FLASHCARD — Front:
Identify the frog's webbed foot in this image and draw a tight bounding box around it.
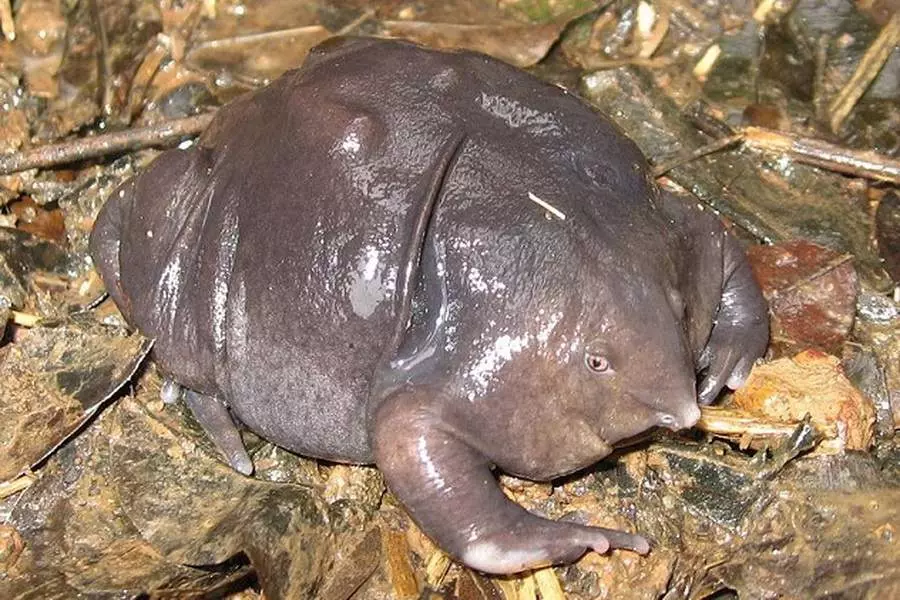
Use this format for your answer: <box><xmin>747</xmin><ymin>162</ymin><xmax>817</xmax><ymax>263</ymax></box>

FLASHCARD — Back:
<box><xmin>373</xmin><ymin>391</ymin><xmax>649</xmax><ymax>574</ymax></box>
<box><xmin>183</xmin><ymin>389</ymin><xmax>254</xmax><ymax>475</ymax></box>
<box><xmin>697</xmin><ymin>238</ymin><xmax>769</xmax><ymax>405</ymax></box>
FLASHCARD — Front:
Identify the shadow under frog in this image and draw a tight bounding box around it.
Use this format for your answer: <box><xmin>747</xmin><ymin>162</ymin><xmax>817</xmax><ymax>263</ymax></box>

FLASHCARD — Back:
<box><xmin>90</xmin><ymin>37</ymin><xmax>768</xmax><ymax>574</ymax></box>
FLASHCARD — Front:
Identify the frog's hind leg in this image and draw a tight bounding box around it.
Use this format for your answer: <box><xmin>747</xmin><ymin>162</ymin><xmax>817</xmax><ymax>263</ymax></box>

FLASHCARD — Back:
<box><xmin>372</xmin><ymin>390</ymin><xmax>650</xmax><ymax>574</ymax></box>
<box><xmin>183</xmin><ymin>389</ymin><xmax>254</xmax><ymax>476</ymax></box>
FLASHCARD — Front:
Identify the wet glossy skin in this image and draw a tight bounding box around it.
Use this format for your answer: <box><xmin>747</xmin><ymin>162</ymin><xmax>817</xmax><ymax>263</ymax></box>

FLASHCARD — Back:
<box><xmin>90</xmin><ymin>37</ymin><xmax>769</xmax><ymax>574</ymax></box>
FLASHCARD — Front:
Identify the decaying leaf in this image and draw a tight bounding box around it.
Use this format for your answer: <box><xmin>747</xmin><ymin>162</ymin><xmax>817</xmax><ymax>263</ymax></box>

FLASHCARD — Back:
<box><xmin>185</xmin><ymin>26</ymin><xmax>332</xmax><ymax>85</ymax></box>
<box><xmin>382</xmin><ymin>12</ymin><xmax>586</xmax><ymax>68</ymax></box>
<box><xmin>748</xmin><ymin>240</ymin><xmax>859</xmax><ymax>355</ymax></box>
<box><xmin>733</xmin><ymin>350</ymin><xmax>876</xmax><ymax>451</ymax></box>
<box><xmin>0</xmin><ymin>324</ymin><xmax>151</xmax><ymax>481</ymax></box>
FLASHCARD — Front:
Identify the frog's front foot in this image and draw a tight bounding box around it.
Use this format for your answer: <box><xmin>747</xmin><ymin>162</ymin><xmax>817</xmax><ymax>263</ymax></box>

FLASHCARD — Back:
<box><xmin>697</xmin><ymin>239</ymin><xmax>769</xmax><ymax>405</ymax></box>
<box><xmin>372</xmin><ymin>390</ymin><xmax>649</xmax><ymax>574</ymax></box>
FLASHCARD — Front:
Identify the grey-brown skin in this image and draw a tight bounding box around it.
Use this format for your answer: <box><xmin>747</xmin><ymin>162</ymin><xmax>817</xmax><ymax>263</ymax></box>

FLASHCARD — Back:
<box><xmin>90</xmin><ymin>37</ymin><xmax>768</xmax><ymax>574</ymax></box>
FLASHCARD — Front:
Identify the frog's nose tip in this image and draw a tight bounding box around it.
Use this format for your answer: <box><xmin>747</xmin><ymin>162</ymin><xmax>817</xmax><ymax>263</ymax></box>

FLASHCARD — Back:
<box><xmin>657</xmin><ymin>402</ymin><xmax>701</xmax><ymax>431</ymax></box>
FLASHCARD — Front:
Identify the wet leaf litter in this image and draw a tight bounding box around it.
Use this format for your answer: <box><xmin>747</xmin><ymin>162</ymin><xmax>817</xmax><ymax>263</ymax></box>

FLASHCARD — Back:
<box><xmin>0</xmin><ymin>1</ymin><xmax>898</xmax><ymax>599</ymax></box>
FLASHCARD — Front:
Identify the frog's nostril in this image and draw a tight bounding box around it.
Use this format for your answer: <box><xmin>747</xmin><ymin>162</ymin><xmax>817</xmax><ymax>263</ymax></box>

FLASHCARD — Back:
<box><xmin>657</xmin><ymin>403</ymin><xmax>701</xmax><ymax>431</ymax></box>
<box><xmin>657</xmin><ymin>413</ymin><xmax>679</xmax><ymax>430</ymax></box>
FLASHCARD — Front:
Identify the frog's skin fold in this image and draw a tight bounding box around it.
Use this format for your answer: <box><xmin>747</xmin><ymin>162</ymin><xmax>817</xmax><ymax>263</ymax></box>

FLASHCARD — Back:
<box><xmin>91</xmin><ymin>37</ymin><xmax>769</xmax><ymax>574</ymax></box>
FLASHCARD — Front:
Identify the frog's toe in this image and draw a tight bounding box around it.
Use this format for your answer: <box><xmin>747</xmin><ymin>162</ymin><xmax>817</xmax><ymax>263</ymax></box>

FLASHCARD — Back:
<box><xmin>598</xmin><ymin>528</ymin><xmax>650</xmax><ymax>554</ymax></box>
<box><xmin>725</xmin><ymin>355</ymin><xmax>756</xmax><ymax>390</ymax></box>
<box><xmin>184</xmin><ymin>389</ymin><xmax>254</xmax><ymax>475</ymax></box>
<box><xmin>697</xmin><ymin>341</ymin><xmax>739</xmax><ymax>405</ymax></box>
<box><xmin>160</xmin><ymin>378</ymin><xmax>183</xmax><ymax>405</ymax></box>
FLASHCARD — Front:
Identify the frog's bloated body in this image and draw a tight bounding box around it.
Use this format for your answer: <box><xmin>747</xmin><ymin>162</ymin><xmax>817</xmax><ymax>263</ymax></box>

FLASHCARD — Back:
<box><xmin>90</xmin><ymin>37</ymin><xmax>768</xmax><ymax>573</ymax></box>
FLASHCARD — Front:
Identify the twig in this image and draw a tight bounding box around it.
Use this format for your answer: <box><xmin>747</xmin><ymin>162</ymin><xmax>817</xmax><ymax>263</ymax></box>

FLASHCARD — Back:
<box><xmin>753</xmin><ymin>0</ymin><xmax>777</xmax><ymax>22</ymax></box>
<box><xmin>532</xmin><ymin>567</ymin><xmax>566</xmax><ymax>600</ymax></box>
<box><xmin>652</xmin><ymin>133</ymin><xmax>743</xmax><ymax>176</ymax></box>
<box><xmin>527</xmin><ymin>191</ymin><xmax>567</xmax><ymax>220</ymax></box>
<box><xmin>693</xmin><ymin>44</ymin><xmax>721</xmax><ymax>81</ymax></box>
<box><xmin>0</xmin><ymin>473</ymin><xmax>35</xmax><ymax>499</ymax></box>
<box><xmin>189</xmin><ymin>25</ymin><xmax>327</xmax><ymax>51</ymax></box>
<box><xmin>424</xmin><ymin>550</ymin><xmax>452</xmax><ymax>588</ymax></box>
<box><xmin>0</xmin><ymin>0</ymin><xmax>13</xmax><ymax>40</ymax></box>
<box><xmin>829</xmin><ymin>12</ymin><xmax>900</xmax><ymax>133</ymax></box>
<box><xmin>10</xmin><ymin>310</ymin><xmax>42</xmax><ymax>327</ymax></box>
<box><xmin>89</xmin><ymin>0</ymin><xmax>114</xmax><ymax>117</ymax></box>
<box><xmin>335</xmin><ymin>8</ymin><xmax>375</xmax><ymax>36</ymax></box>
<box><xmin>743</xmin><ymin>126</ymin><xmax>900</xmax><ymax>184</ymax></box>
<box><xmin>0</xmin><ymin>112</ymin><xmax>214</xmax><ymax>175</ymax></box>
<box><xmin>636</xmin><ymin>1</ymin><xmax>669</xmax><ymax>58</ymax></box>
<box><xmin>655</xmin><ymin>126</ymin><xmax>900</xmax><ymax>184</ymax></box>
<box><xmin>697</xmin><ymin>406</ymin><xmax>835</xmax><ymax>438</ymax></box>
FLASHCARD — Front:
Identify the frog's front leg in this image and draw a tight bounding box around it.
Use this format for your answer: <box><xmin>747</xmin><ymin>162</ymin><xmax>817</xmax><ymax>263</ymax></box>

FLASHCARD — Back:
<box><xmin>372</xmin><ymin>390</ymin><xmax>649</xmax><ymax>574</ymax></box>
<box><xmin>697</xmin><ymin>236</ymin><xmax>769</xmax><ymax>405</ymax></box>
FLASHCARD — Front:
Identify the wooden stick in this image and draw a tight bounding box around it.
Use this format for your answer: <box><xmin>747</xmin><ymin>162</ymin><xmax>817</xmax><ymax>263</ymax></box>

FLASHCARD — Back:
<box><xmin>829</xmin><ymin>12</ymin><xmax>900</xmax><ymax>133</ymax></box>
<box><xmin>654</xmin><ymin>126</ymin><xmax>900</xmax><ymax>184</ymax></box>
<box><xmin>652</xmin><ymin>133</ymin><xmax>743</xmax><ymax>176</ymax></box>
<box><xmin>0</xmin><ymin>473</ymin><xmax>35</xmax><ymax>499</ymax></box>
<box><xmin>742</xmin><ymin>126</ymin><xmax>900</xmax><ymax>184</ymax></box>
<box><xmin>0</xmin><ymin>112</ymin><xmax>214</xmax><ymax>175</ymax></box>
<box><xmin>0</xmin><ymin>0</ymin><xmax>13</xmax><ymax>40</ymax></box>
<box><xmin>10</xmin><ymin>310</ymin><xmax>42</xmax><ymax>327</ymax></box>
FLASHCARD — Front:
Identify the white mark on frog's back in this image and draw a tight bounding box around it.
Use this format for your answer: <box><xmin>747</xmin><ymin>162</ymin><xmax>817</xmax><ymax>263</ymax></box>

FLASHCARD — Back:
<box><xmin>479</xmin><ymin>92</ymin><xmax>560</xmax><ymax>134</ymax></box>
<box><xmin>465</xmin><ymin>263</ymin><xmax>506</xmax><ymax>297</ymax></box>
<box><xmin>156</xmin><ymin>254</ymin><xmax>183</xmax><ymax>317</ymax></box>
<box><xmin>466</xmin><ymin>333</ymin><xmax>530</xmax><ymax>401</ymax></box>
<box><xmin>430</xmin><ymin>67</ymin><xmax>458</xmax><ymax>91</ymax></box>
<box><xmin>348</xmin><ymin>244</ymin><xmax>394</xmax><ymax>318</ymax></box>
<box><xmin>212</xmin><ymin>209</ymin><xmax>239</xmax><ymax>354</ymax></box>
<box><xmin>340</xmin><ymin>131</ymin><xmax>361</xmax><ymax>154</ymax></box>
<box><xmin>361</xmin><ymin>245</ymin><xmax>380</xmax><ymax>280</ymax></box>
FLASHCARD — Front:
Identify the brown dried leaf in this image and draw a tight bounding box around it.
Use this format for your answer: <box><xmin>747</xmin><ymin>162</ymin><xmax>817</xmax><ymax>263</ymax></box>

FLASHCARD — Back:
<box><xmin>748</xmin><ymin>240</ymin><xmax>859</xmax><ymax>354</ymax></box>
<box><xmin>733</xmin><ymin>350</ymin><xmax>876</xmax><ymax>451</ymax></box>
<box><xmin>107</xmin><ymin>393</ymin><xmax>338</xmax><ymax>598</ymax></box>
<box><xmin>317</xmin><ymin>527</ymin><xmax>382</xmax><ymax>600</ymax></box>
<box><xmin>14</xmin><ymin>0</ymin><xmax>67</xmax><ymax>98</ymax></box>
<box><xmin>185</xmin><ymin>26</ymin><xmax>331</xmax><ymax>85</ymax></box>
<box><xmin>8</xmin><ymin>196</ymin><xmax>67</xmax><ymax>243</ymax></box>
<box><xmin>382</xmin><ymin>10</ymin><xmax>589</xmax><ymax>68</ymax></box>
<box><xmin>0</xmin><ymin>325</ymin><xmax>151</xmax><ymax>481</ymax></box>
<box><xmin>0</xmin><ymin>524</ymin><xmax>25</xmax><ymax>575</ymax></box>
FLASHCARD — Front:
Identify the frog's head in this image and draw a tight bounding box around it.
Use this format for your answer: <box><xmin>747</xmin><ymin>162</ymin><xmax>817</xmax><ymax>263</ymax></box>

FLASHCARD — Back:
<box><xmin>559</xmin><ymin>261</ymin><xmax>702</xmax><ymax>445</ymax></box>
<box><xmin>445</xmin><ymin>209</ymin><xmax>702</xmax><ymax>454</ymax></box>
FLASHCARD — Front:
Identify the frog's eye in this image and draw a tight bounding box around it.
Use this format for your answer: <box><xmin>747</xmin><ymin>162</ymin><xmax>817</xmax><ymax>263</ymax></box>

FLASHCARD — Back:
<box><xmin>584</xmin><ymin>351</ymin><xmax>612</xmax><ymax>374</ymax></box>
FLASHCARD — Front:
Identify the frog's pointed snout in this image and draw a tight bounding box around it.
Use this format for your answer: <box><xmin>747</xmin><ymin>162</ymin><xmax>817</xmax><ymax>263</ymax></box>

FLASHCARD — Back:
<box><xmin>657</xmin><ymin>401</ymin><xmax>701</xmax><ymax>431</ymax></box>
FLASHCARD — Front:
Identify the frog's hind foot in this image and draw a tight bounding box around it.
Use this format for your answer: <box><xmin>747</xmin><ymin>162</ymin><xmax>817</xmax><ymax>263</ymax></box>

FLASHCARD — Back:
<box><xmin>183</xmin><ymin>389</ymin><xmax>254</xmax><ymax>476</ymax></box>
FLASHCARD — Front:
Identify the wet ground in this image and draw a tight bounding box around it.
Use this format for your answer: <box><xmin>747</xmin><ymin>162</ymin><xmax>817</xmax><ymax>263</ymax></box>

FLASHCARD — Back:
<box><xmin>1</xmin><ymin>1</ymin><xmax>899</xmax><ymax>598</ymax></box>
